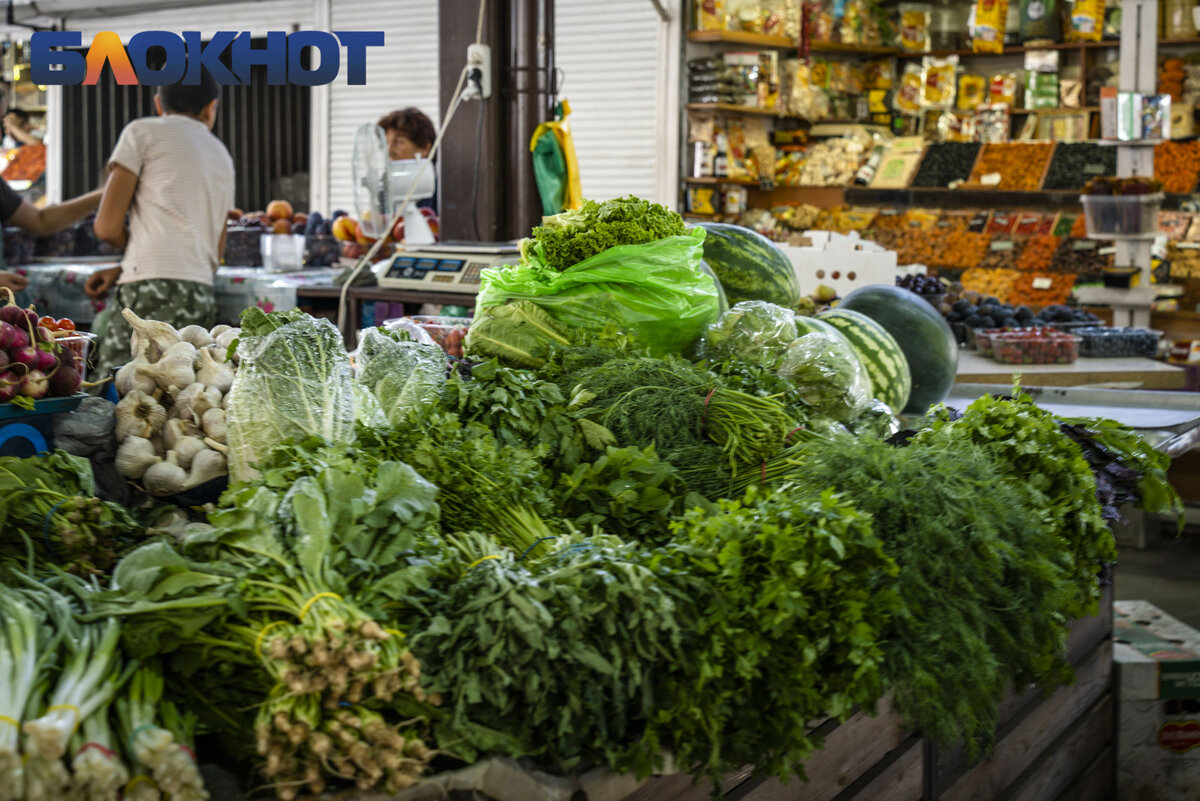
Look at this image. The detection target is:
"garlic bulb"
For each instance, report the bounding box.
[172,436,207,470]
[178,325,215,349]
[214,329,240,363]
[114,390,167,442]
[114,353,156,397]
[195,347,234,394]
[137,348,196,394]
[122,309,181,362]
[143,454,188,495]
[163,418,201,450]
[115,436,161,479]
[185,448,227,489]
[201,407,226,444]
[205,343,228,364]
[210,324,233,339]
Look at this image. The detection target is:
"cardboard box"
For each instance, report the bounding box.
[779,231,905,298]
[1115,601,1200,800]
[1101,87,1119,140]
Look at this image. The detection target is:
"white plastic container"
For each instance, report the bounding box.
[259,234,306,273]
[1080,192,1164,240]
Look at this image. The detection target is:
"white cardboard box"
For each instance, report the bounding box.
[778,230,921,299]
[1115,601,1200,801]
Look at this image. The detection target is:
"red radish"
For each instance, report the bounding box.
[10,346,38,368]
[0,371,18,402]
[19,369,47,398]
[20,308,37,330]
[8,328,29,350]
[0,321,15,350]
[34,326,53,344]
[48,364,80,396]
[34,348,58,373]
[0,305,25,327]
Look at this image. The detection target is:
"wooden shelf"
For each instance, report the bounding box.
[1010,106,1101,115]
[687,102,785,117]
[688,30,795,48]
[896,37,1200,58]
[685,176,760,186]
[809,41,898,56]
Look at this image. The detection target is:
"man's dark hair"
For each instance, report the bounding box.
[157,69,220,116]
[376,107,435,149]
[7,109,28,124]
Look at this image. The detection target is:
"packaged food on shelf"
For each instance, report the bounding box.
[1080,176,1164,239]
[910,142,981,187]
[865,59,895,89]
[958,74,987,110]
[975,325,1056,356]
[921,55,958,109]
[967,142,1054,191]
[1168,242,1200,279]
[796,130,871,186]
[1141,94,1172,140]
[1019,0,1061,42]
[936,111,978,142]
[972,0,1009,52]
[1025,71,1060,109]
[1067,0,1103,40]
[988,72,1020,106]
[1074,326,1161,358]
[868,136,924,188]
[694,0,729,30]
[782,59,832,119]
[1158,211,1193,240]
[977,103,1013,143]
[992,330,1080,364]
[895,63,924,114]
[898,3,932,50]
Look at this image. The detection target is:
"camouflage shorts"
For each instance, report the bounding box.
[94,279,217,379]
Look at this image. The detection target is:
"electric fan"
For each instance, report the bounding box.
[351,123,436,247]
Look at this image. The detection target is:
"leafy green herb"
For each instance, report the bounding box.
[463,300,572,369]
[520,196,687,271]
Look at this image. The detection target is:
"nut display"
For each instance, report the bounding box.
[1051,239,1114,276]
[1010,273,1076,306]
[1016,235,1061,272]
[1042,143,1117,191]
[977,239,1025,271]
[1155,141,1200,194]
[911,142,981,187]
[967,143,1055,191]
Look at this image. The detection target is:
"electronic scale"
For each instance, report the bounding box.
[373,240,521,293]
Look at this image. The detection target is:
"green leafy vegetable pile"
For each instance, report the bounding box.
[520,196,687,271]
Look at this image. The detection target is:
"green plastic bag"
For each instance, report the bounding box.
[531,130,567,216]
[477,228,719,356]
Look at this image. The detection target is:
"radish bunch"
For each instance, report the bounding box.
[0,295,82,405]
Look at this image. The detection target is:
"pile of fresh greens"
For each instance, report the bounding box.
[519,196,688,272]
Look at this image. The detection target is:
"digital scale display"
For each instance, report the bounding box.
[375,242,520,294]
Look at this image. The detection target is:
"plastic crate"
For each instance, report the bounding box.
[0,417,52,457]
[991,331,1080,365]
[1075,326,1161,358]
[1080,193,1164,240]
[382,315,471,359]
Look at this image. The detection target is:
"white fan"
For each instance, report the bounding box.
[351,123,436,246]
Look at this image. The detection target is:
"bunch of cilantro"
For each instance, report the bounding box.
[519,196,687,271]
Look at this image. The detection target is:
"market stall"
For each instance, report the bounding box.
[0,199,1180,801]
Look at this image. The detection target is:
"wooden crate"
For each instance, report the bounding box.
[620,586,1113,801]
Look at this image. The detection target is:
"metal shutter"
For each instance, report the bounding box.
[554,0,662,203]
[326,0,439,216]
[70,0,313,39]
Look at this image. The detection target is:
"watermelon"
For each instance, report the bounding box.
[699,259,730,314]
[837,285,958,415]
[816,308,912,414]
[793,314,842,340]
[694,222,801,309]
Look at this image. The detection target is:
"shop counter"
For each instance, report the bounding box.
[956,349,1186,390]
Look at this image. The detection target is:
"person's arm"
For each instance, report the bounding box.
[217,226,227,269]
[6,124,40,147]
[6,188,103,238]
[93,164,137,250]
[0,271,28,293]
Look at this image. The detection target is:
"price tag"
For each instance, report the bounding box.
[990,240,1015,251]
[1032,277,1054,290]
[937,221,953,228]
[1072,240,1099,250]
[1178,243,1200,250]
[1098,246,1117,255]
[981,172,1003,186]
[880,209,900,216]
[1083,163,1108,175]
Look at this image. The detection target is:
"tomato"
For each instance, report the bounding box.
[38,316,58,331]
[55,318,75,332]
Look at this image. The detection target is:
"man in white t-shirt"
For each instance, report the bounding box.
[86,68,235,376]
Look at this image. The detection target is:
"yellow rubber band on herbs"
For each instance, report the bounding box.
[255,620,289,658]
[46,704,81,734]
[298,592,342,621]
[466,555,501,572]
[124,775,158,794]
[0,715,18,729]
[385,628,405,640]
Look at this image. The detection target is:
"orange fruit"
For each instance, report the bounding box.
[271,219,292,234]
[332,216,358,242]
[354,221,377,245]
[266,200,294,221]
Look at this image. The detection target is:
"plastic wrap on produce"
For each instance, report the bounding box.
[225,316,357,483]
[700,300,798,368]
[476,229,719,357]
[777,331,872,423]
[354,327,446,427]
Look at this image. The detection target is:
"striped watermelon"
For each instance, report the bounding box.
[816,308,912,414]
[793,314,843,340]
[694,222,801,309]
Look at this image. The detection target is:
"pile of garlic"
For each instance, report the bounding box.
[113,309,239,496]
